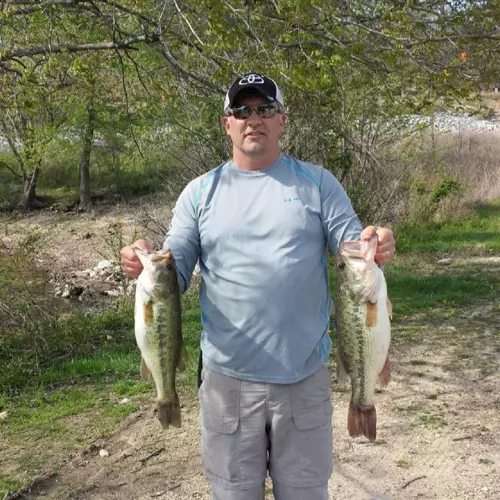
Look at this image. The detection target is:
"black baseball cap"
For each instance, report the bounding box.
[224,72,284,112]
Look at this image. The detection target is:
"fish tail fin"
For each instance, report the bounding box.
[348,402,377,442]
[378,355,391,387]
[157,396,181,429]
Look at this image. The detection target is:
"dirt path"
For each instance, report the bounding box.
[3,208,499,500]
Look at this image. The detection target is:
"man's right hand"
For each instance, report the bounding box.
[120,239,153,279]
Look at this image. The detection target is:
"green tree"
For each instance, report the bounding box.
[2,1,500,214]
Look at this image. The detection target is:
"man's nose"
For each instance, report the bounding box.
[246,108,263,123]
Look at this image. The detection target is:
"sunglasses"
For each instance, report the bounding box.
[227,103,282,120]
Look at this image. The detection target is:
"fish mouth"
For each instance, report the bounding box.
[150,249,173,263]
[134,248,175,267]
[151,249,176,269]
[340,241,364,259]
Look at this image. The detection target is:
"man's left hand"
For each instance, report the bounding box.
[360,226,396,265]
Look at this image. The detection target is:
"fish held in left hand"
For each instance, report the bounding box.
[134,248,185,429]
[334,236,392,442]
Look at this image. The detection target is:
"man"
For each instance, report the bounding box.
[121,72,396,500]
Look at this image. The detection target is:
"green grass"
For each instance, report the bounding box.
[0,285,203,488]
[0,293,202,398]
[39,186,79,206]
[384,260,499,318]
[396,458,410,469]
[0,476,22,497]
[417,413,448,428]
[395,199,500,253]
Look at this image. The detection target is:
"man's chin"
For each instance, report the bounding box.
[242,145,266,157]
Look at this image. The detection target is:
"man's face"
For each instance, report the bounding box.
[222,95,286,159]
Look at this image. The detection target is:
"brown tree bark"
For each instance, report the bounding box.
[22,163,43,210]
[78,105,95,211]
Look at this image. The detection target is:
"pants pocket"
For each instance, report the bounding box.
[290,366,333,429]
[199,369,242,486]
[272,367,333,487]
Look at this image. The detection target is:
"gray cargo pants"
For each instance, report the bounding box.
[199,366,333,500]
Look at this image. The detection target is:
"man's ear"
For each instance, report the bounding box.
[222,115,230,134]
[280,113,286,132]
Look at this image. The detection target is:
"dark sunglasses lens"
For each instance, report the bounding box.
[257,104,277,117]
[232,106,251,119]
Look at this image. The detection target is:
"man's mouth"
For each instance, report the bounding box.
[245,131,265,138]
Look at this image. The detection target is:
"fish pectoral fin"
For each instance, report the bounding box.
[378,355,391,387]
[140,357,153,381]
[143,302,154,325]
[177,343,187,373]
[387,297,393,320]
[366,301,378,327]
[335,348,349,385]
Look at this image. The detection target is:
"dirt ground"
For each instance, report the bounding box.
[2,205,499,500]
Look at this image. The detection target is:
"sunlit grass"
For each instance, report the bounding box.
[395,199,500,253]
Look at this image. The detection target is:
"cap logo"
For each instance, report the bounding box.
[239,74,264,85]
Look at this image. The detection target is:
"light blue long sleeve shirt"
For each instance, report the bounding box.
[164,154,362,383]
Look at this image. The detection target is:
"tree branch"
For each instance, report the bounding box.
[154,36,224,94]
[0,35,156,63]
[0,159,23,180]
[0,118,25,173]
[7,1,86,16]
[114,47,144,159]
[173,0,204,46]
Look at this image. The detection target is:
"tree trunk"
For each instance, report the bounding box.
[78,106,95,211]
[22,164,42,210]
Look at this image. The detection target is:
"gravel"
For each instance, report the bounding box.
[407,112,500,134]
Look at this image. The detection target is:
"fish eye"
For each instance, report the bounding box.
[167,263,174,271]
[338,262,345,269]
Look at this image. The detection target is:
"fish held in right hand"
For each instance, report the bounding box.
[134,247,185,429]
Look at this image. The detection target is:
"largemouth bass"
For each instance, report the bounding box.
[335,236,391,441]
[134,248,185,429]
